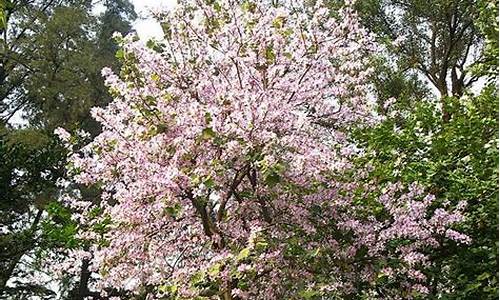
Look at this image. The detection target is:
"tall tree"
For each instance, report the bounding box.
[96,0,137,62]
[0,0,92,122]
[355,0,487,121]
[0,0,136,298]
[57,1,470,299]
[0,125,66,297]
[352,0,499,298]
[23,5,103,133]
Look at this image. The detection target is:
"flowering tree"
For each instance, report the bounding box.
[56,0,470,299]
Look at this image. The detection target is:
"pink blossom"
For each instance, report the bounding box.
[54,127,71,143]
[57,0,469,298]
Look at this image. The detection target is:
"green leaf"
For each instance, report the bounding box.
[265,46,276,62]
[159,284,178,294]
[208,263,221,277]
[264,171,280,186]
[115,49,124,59]
[202,127,216,139]
[204,112,213,124]
[477,272,491,281]
[237,247,251,261]
[299,288,319,299]
[203,176,215,189]
[161,22,172,39]
[151,73,160,82]
[272,16,285,29]
[190,270,205,285]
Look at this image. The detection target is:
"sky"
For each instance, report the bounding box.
[130,0,177,39]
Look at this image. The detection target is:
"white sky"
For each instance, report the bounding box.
[131,0,177,39]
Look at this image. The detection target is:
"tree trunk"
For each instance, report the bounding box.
[221,289,233,300]
[437,82,451,122]
[71,257,92,300]
[451,67,464,98]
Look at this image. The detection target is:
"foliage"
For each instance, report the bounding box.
[352,85,498,298]
[354,0,489,122]
[0,0,136,133]
[367,54,431,115]
[0,125,66,295]
[23,5,106,133]
[351,0,499,296]
[1,0,92,122]
[473,0,499,80]
[0,0,137,298]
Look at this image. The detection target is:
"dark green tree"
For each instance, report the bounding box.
[0,0,93,123]
[23,5,104,134]
[351,0,498,298]
[355,0,488,121]
[0,125,66,297]
[0,0,136,298]
[96,0,137,61]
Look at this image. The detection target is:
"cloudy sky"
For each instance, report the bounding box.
[130,0,177,39]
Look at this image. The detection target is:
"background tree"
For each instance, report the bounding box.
[355,0,487,121]
[0,0,92,122]
[0,125,65,297]
[0,0,137,298]
[351,0,499,298]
